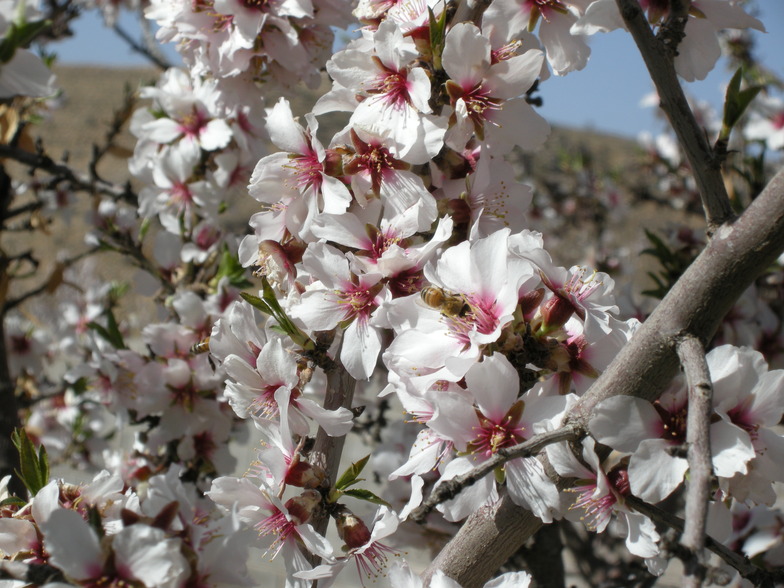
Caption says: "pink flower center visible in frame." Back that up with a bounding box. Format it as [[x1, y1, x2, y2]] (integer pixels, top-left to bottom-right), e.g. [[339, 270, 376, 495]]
[[195, 224, 221, 250], [242, 0, 270, 10], [192, 431, 217, 459], [369, 60, 412, 111], [522, 0, 568, 24], [178, 109, 209, 139], [169, 182, 194, 206], [491, 40, 522, 64], [10, 334, 31, 355], [354, 541, 397, 580], [469, 403, 526, 457], [256, 509, 297, 558], [286, 151, 323, 192], [654, 400, 688, 444], [251, 384, 283, 419], [726, 400, 759, 441], [462, 84, 502, 129], [339, 283, 381, 322], [170, 380, 198, 411]]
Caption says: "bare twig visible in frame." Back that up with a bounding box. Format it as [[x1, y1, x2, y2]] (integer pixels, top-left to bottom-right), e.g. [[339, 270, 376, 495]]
[[625, 495, 784, 588], [676, 335, 714, 587], [410, 425, 579, 523], [0, 143, 136, 203], [3, 248, 100, 313], [615, 0, 734, 232], [112, 22, 172, 71]]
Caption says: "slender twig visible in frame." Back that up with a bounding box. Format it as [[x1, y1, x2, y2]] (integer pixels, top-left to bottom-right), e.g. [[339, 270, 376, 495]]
[[3, 200, 45, 222], [615, 0, 735, 232], [90, 85, 141, 177], [112, 22, 172, 71], [409, 425, 579, 523], [0, 144, 136, 203], [676, 335, 714, 587], [3, 248, 100, 313], [625, 495, 784, 587]]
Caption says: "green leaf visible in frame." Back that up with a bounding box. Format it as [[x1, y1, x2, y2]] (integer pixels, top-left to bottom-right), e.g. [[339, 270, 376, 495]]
[[0, 496, 27, 507], [0, 19, 51, 63], [87, 307, 126, 350], [212, 246, 252, 289], [335, 455, 370, 491], [240, 291, 273, 315], [11, 429, 49, 496], [341, 488, 391, 507], [720, 67, 762, 142], [241, 279, 315, 351], [429, 6, 448, 70]]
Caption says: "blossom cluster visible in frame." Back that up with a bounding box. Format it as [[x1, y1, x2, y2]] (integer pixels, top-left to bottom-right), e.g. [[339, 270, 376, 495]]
[[2, 0, 783, 586]]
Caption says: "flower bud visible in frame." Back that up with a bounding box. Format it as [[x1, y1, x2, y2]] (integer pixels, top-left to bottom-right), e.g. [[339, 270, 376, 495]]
[[335, 509, 371, 549], [284, 455, 326, 489], [519, 288, 545, 319], [539, 294, 574, 334], [284, 490, 322, 525]]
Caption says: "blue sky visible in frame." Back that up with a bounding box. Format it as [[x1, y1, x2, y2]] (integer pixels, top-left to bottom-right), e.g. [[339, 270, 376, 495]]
[[53, 1, 783, 139]]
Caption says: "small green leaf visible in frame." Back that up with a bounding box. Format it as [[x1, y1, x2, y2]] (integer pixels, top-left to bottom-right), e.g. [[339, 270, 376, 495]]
[[429, 6, 448, 70], [0, 496, 27, 507], [240, 291, 273, 315], [212, 246, 252, 289], [11, 429, 49, 496], [38, 445, 49, 487], [242, 278, 315, 351], [341, 488, 391, 507], [335, 455, 370, 491], [720, 67, 762, 142], [87, 308, 126, 350]]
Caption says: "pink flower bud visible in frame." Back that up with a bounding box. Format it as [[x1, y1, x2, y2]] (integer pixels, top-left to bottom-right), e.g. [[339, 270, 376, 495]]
[[335, 510, 371, 549], [284, 490, 322, 525]]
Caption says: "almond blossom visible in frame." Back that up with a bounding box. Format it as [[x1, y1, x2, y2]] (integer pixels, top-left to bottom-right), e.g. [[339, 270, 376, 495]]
[[290, 241, 391, 380], [441, 22, 550, 153], [483, 0, 591, 76], [548, 437, 661, 559], [426, 353, 569, 522], [571, 0, 765, 82]]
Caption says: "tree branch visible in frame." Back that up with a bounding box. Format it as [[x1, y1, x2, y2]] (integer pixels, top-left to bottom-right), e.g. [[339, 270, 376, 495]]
[[307, 352, 356, 560], [425, 166, 784, 586], [112, 21, 172, 71], [0, 143, 136, 204], [410, 425, 579, 524], [677, 335, 713, 587], [615, 0, 734, 231], [625, 495, 784, 587]]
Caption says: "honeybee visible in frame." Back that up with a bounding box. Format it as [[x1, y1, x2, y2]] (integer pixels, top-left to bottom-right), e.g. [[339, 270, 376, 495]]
[[190, 336, 211, 355], [420, 286, 470, 318]]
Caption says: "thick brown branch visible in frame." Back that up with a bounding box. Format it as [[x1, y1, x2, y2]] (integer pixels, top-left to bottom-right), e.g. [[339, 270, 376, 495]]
[[677, 335, 713, 587], [307, 354, 356, 555], [615, 0, 734, 231]]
